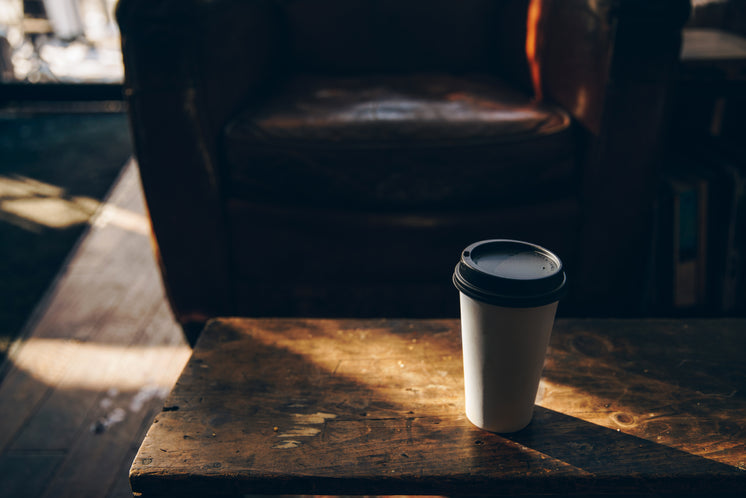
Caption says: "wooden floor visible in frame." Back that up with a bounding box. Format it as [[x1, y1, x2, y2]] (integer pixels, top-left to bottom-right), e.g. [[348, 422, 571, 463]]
[[0, 161, 191, 498]]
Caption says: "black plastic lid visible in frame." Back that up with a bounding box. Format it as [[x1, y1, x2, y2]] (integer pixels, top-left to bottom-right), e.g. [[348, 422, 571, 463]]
[[453, 239, 567, 307]]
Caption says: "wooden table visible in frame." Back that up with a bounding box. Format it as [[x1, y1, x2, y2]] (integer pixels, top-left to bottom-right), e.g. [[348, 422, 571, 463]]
[[130, 318, 746, 497]]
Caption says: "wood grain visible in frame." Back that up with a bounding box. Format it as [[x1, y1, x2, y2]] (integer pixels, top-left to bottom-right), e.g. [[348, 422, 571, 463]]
[[0, 161, 190, 498], [131, 317, 746, 497]]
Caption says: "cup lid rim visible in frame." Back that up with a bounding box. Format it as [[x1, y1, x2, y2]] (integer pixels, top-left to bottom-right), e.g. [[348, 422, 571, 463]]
[[453, 239, 567, 307]]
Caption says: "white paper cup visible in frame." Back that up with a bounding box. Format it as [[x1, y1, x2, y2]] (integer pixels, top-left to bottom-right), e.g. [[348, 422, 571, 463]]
[[453, 239, 566, 433]]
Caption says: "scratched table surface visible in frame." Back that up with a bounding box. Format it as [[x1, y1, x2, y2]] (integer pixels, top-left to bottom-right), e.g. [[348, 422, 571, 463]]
[[130, 318, 746, 497]]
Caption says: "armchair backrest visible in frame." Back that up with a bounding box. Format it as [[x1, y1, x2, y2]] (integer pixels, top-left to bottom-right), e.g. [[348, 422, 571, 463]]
[[280, 0, 532, 86], [116, 0, 692, 323]]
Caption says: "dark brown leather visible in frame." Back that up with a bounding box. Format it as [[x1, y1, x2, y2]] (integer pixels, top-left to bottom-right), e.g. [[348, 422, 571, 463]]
[[225, 73, 574, 209], [231, 74, 566, 143], [283, 0, 528, 77], [228, 196, 580, 318]]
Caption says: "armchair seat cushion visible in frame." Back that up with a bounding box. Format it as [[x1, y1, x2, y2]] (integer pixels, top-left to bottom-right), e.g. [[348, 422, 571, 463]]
[[223, 73, 575, 210]]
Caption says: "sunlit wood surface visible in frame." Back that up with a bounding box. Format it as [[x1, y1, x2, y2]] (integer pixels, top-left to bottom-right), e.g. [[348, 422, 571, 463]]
[[3, 159, 746, 498], [132, 317, 746, 497], [0, 160, 190, 498]]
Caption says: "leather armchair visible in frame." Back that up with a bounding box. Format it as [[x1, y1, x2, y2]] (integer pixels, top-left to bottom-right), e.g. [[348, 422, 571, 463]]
[[116, 0, 690, 343]]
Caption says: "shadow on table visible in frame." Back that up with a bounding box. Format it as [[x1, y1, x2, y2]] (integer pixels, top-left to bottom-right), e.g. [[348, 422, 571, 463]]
[[135, 319, 746, 497], [504, 405, 745, 496]]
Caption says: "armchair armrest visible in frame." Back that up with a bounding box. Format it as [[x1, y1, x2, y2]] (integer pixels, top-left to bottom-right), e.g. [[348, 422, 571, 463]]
[[529, 0, 691, 314], [116, 0, 283, 329], [530, 0, 691, 134]]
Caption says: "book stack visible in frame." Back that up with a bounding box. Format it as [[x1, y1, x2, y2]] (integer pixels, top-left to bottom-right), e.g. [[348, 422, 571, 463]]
[[656, 138, 745, 315]]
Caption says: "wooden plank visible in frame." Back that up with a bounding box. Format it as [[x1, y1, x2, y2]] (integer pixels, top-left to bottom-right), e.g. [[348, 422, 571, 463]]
[[105, 335, 192, 498], [0, 159, 189, 498], [0, 162, 147, 453], [0, 366, 53, 453], [130, 318, 746, 497], [27, 213, 154, 343], [42, 302, 189, 498], [9, 258, 165, 450], [106, 410, 167, 498], [0, 266, 157, 452], [9, 311, 159, 451], [6, 160, 170, 452], [0, 452, 65, 498]]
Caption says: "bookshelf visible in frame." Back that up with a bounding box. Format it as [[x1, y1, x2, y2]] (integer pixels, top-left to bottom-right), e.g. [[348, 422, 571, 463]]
[[655, 28, 746, 316]]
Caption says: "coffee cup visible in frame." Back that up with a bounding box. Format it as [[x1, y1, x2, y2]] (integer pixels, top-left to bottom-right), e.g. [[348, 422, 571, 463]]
[[453, 239, 567, 433]]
